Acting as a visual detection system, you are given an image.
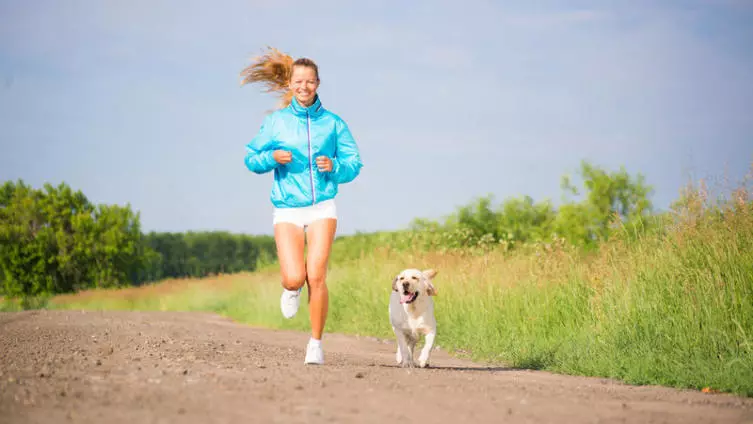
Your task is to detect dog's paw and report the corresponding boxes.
[399,359,415,369]
[418,352,432,368]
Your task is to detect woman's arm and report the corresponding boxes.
[330,118,363,184]
[244,115,280,174]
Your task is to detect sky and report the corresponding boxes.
[1,0,752,236]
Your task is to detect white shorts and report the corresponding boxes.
[273,199,338,228]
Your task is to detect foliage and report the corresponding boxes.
[0,180,277,300]
[335,161,655,255]
[555,161,653,247]
[0,180,144,297]
[136,231,276,283]
[37,162,753,395]
[0,160,653,299]
[50,172,753,396]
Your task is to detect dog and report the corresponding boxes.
[388,268,438,368]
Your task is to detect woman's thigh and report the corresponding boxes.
[304,218,337,285]
[274,222,306,288]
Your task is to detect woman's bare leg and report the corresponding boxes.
[304,218,337,340]
[275,223,306,319]
[274,223,306,290]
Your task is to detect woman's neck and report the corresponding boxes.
[297,95,316,107]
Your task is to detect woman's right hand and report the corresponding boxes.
[273,150,292,165]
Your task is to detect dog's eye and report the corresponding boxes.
[411,276,418,280]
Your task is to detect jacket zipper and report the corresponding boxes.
[306,111,316,205]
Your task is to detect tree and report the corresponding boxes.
[496,196,556,244]
[405,160,654,251]
[137,231,276,283]
[555,161,653,247]
[0,180,146,297]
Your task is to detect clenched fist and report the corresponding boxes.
[273,150,292,165]
[316,156,333,172]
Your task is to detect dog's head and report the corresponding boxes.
[392,268,438,304]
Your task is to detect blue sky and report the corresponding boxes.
[1,0,752,236]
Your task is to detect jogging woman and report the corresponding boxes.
[241,48,363,365]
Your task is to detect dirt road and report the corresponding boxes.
[1,310,752,424]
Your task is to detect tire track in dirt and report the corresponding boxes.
[1,310,752,424]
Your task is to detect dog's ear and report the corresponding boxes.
[423,269,438,296]
[392,275,398,292]
[422,269,437,280]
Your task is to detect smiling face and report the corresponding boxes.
[289,64,319,107]
[392,269,438,304]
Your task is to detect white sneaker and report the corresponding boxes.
[304,339,324,365]
[280,287,302,319]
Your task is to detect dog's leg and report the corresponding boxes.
[406,335,417,368]
[392,326,403,365]
[395,331,414,368]
[418,332,436,368]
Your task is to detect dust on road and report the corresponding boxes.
[1,310,752,424]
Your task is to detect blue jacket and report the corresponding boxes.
[245,95,363,209]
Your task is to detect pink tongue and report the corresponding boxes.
[400,293,413,304]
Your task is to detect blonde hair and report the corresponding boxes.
[240,47,320,109]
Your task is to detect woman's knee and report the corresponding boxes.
[281,270,306,290]
[306,272,327,290]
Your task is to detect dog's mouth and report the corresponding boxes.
[400,291,419,304]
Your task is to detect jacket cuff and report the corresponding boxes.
[331,158,341,175]
[263,150,278,170]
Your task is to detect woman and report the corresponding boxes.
[241,48,363,365]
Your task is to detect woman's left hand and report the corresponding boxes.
[316,156,333,172]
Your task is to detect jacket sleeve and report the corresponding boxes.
[331,118,363,184]
[244,115,279,174]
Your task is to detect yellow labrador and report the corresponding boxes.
[388,268,438,368]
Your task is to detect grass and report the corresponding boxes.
[43,181,753,397]
[1,295,50,311]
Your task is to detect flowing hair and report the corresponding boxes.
[239,47,319,109]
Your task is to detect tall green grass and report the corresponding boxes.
[50,182,753,396]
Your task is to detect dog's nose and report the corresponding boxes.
[402,282,410,290]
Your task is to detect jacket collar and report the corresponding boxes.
[289,94,325,118]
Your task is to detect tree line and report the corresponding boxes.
[1,160,656,297]
[0,180,276,298]
[406,160,655,251]
[318,160,658,262]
